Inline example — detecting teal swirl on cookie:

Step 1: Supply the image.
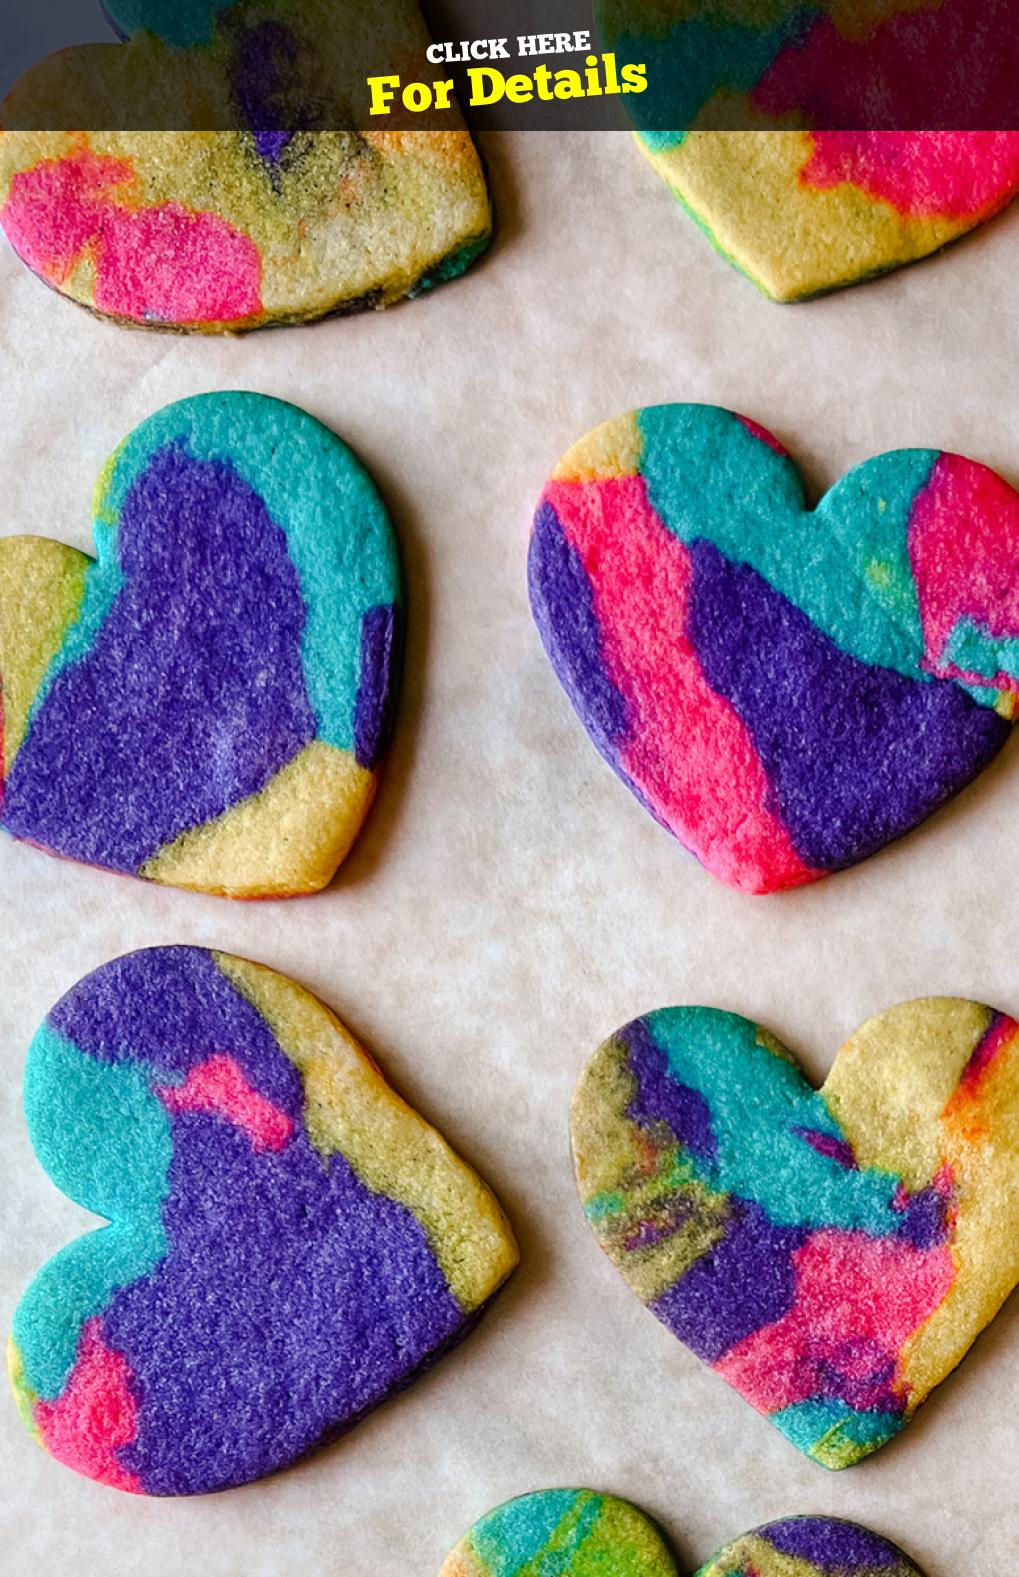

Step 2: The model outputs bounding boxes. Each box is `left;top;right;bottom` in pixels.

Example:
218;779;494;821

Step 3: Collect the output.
438;1490;677;1577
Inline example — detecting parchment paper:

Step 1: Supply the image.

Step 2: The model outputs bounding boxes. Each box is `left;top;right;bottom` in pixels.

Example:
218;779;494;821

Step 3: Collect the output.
2;132;1018;1577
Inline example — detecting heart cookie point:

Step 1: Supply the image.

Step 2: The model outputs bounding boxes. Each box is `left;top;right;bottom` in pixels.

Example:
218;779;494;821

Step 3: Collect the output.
595;0;1019;306
572;999;1019;1468
11;946;518;1495
636;132;1019;302
531;404;1019;892
0;391;403;898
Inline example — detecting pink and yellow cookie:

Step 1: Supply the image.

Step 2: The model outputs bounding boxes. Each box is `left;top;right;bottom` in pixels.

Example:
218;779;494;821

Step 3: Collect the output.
635;132;1019;301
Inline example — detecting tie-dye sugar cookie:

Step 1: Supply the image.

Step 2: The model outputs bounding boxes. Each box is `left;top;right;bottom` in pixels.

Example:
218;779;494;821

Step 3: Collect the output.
438;1490;678;1576
597;0;1019;134
594;2;1019;298
0;3;491;330
530;404;1019;894
572;999;1019;1468
633;132;1019;302
9;947;519;1495
438;1491;925;1577
0;391;401;897
696;1517;924;1577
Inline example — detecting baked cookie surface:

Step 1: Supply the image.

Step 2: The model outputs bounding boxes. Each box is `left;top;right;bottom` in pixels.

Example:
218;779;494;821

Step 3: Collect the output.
572;999;1019;1468
439;1491;924;1576
0;391;401;897
530;404;1019;893
10;946;518;1494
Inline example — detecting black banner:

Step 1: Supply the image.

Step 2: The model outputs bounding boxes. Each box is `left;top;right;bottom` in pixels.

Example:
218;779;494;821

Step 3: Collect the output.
1;1;1017;132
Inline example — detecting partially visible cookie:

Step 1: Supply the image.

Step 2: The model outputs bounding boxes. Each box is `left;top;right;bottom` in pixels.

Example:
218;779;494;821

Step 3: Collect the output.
438;1490;678;1577
0;2;491;330
437;1493;925;1577
0;391;402;897
10;947;519;1494
695;1517;924;1577
594;1;1019;300
635;132;1019;302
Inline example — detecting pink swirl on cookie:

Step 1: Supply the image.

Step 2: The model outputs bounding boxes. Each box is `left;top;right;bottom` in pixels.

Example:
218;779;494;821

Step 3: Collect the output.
156;1056;295;1153
799;133;1019;219
34;1317;142;1494
1;146;262;324
543;474;815;894
909;454;1019;691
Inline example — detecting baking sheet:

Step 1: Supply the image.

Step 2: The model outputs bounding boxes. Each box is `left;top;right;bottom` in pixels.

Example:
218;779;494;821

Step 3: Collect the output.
2;131;1019;1576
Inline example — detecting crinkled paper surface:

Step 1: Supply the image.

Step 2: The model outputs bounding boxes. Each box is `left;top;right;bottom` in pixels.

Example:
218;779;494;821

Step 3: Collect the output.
1;132;1018;1576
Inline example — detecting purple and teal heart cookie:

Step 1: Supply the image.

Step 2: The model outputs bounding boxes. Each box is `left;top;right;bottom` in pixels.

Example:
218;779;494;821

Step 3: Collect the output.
530;404;1019;893
438;1490;925;1576
572;999;1019;1468
8;946;519;1495
0;391;401;897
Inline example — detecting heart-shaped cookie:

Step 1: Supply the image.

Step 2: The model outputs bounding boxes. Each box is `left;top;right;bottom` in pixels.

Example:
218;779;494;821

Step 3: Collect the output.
0;391;401;897
9;946;518;1494
632;132;1019;301
530;404;1019;894
594;0;1019;300
0;3;491;330
439;1491;925;1576
572;999;1019;1468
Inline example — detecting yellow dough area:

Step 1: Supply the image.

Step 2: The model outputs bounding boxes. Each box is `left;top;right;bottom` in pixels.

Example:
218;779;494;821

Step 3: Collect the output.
639;132;1019;301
